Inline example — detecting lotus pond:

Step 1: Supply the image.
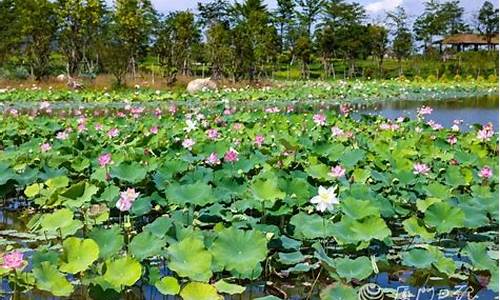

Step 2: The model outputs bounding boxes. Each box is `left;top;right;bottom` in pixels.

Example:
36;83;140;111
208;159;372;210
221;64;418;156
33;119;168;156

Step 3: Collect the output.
0;90;498;300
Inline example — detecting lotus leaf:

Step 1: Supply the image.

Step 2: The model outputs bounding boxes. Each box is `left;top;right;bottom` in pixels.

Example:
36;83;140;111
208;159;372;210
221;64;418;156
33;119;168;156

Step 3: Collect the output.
167;236;212;282
180;282;222;300
60;237;99;274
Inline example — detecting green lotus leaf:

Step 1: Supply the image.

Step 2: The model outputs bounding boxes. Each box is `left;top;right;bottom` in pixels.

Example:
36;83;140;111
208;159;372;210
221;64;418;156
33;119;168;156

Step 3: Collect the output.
340;149;365;167
46;176;70;190
333;256;373;281
102;256;142;288
0;164;16;185
427;246;456;275
424;183;451;199
59;182;99;208
424;202;465;233
155;276;180;296
460;205;489;228
60;237;99;274
463;242;496;271
290;212;335;240
305;163;330;180
279;235;302;250
341;197;380;219
167;236;212;282
210;227;268;279
416;197;441;213
349;216;391;242
278;251;306;265
40;208;83;238
250;178;285;202
402;217;435;241
110;162;147;183
143;216;173;238
129;231;165;261
402;248;436;268
214;279;246;295
89;226;124;259
25;183;42;198
320;285;357;300
165;182;215;207
180;282;221;300
33;262;74;297
489;268;499;293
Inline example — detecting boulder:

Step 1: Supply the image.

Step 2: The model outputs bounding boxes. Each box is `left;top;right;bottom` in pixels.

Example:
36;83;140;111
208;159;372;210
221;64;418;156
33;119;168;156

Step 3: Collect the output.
56;74;67;82
186;78;217;94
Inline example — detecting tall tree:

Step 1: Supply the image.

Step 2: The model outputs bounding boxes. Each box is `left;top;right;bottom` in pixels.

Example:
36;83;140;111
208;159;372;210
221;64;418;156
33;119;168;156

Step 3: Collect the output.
387;6;412;75
113;0;157;77
0;0;21;64
294;0;325;39
478;1;499;48
321;0;366;77
18;0;58;80
367;24;389;75
56;0;107;76
274;0;296;50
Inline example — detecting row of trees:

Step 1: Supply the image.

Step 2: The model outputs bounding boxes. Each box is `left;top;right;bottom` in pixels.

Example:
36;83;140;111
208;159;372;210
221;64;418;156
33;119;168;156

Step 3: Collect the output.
0;0;498;83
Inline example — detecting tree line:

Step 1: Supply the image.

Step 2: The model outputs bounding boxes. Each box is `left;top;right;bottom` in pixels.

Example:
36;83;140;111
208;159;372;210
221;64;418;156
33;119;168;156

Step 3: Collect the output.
0;0;498;83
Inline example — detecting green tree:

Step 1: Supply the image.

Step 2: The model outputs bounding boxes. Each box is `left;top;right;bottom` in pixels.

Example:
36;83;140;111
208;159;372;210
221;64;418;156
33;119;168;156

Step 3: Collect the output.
18;0;58;80
56;0;107;76
387;6;412;75
294;0;325;39
205;22;234;79
367;24;389;75
321;0;366;77
478;1;499;48
113;0;157;78
0;0;21;64
273;0;296;51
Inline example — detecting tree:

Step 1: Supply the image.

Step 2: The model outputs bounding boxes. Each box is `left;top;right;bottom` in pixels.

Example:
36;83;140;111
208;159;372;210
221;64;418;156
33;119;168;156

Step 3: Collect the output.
321;0;366;77
478;1;499;48
387;6;412;75
294;0;325;39
293;35;311;79
205;22;234;79
231;0;279;80
198;0;231;26
55;0;107;76
273;0;296;50
113;0;157;77
414;0;467;51
18;0;58;80
0;0;21;64
367;24;388;75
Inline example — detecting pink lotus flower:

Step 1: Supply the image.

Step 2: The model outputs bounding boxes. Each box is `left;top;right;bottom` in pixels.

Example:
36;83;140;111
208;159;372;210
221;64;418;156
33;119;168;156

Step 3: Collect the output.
427;120;443;130
150;126;158;134
98;153;112;167
417;106;433;116
233;123;244;131
224;148;239;162
56;131;69;140
477;124;494;142
265;107;280;113
1;251;24;269
40;101;50;110
478;166;493;179
447;135;457;145
329;166;346;179
205;152;221;166
413;163;431;175
168;105;177;115
254;135;265;147
339;104;351;116
116;188;140;212
95;123;103;131
182;138;195;150
331;126;344;137
224;107;236;115
40;143;51;152
313;113;327;126
77;123;87;133
154;108;162;118
206;128;219;140
107;128;119;138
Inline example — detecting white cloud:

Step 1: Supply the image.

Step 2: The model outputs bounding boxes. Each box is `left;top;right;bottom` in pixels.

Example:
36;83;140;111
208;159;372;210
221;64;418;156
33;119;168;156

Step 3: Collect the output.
365;0;403;14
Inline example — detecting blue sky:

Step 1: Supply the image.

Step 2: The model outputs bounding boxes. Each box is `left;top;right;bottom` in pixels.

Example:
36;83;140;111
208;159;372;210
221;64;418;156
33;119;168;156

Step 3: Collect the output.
138;0;498;20
107;0;497;22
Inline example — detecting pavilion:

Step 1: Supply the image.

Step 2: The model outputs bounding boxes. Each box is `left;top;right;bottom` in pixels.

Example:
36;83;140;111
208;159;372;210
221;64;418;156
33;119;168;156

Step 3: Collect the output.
434;33;499;52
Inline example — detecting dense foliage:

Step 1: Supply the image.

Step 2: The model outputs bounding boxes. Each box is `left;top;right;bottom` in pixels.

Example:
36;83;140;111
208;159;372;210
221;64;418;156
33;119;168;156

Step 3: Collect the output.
0;96;497;299
0;0;498;82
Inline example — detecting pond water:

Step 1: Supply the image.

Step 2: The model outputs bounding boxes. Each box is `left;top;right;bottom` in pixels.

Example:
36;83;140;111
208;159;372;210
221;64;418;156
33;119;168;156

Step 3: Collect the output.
0;95;498;299
354;95;499;130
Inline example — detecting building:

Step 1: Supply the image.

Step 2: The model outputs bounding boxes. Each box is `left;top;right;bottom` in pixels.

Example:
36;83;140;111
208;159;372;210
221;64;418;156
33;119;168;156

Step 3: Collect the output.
434;33;499;52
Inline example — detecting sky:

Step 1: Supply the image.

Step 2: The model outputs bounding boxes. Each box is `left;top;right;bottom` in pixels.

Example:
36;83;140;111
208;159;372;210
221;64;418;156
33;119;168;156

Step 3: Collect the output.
112;0;498;22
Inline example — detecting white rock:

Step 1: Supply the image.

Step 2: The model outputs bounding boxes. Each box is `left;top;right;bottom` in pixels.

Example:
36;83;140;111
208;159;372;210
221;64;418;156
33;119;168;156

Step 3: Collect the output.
186;78;217;94
56;74;67;82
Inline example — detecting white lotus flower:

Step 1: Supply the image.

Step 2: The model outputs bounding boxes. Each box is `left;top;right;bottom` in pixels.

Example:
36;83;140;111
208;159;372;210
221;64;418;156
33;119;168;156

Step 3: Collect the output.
310;186;339;212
